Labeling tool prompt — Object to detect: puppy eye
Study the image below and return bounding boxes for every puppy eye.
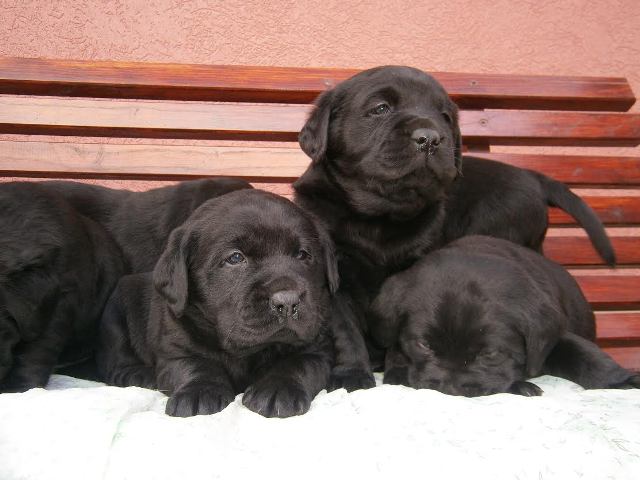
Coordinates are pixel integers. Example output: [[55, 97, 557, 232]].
[[442, 111, 453, 124], [225, 252, 246, 265], [295, 249, 311, 261], [370, 103, 391, 116]]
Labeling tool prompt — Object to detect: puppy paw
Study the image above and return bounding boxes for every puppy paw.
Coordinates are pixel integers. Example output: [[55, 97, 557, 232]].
[[112, 366, 157, 389], [383, 367, 409, 386], [508, 380, 543, 397], [0, 382, 37, 394], [0, 371, 47, 393], [165, 384, 235, 417], [328, 368, 376, 392], [243, 380, 311, 418]]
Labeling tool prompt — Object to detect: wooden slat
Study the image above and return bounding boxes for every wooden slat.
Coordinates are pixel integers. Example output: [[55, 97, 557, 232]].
[[550, 194, 640, 225], [461, 110, 640, 147], [0, 140, 305, 181], [572, 270, 640, 309], [596, 311, 640, 344], [473, 152, 640, 186], [2, 140, 639, 187], [0, 96, 307, 142], [544, 228, 640, 266], [0, 57, 634, 111], [1, 142, 638, 230], [1, 97, 639, 145], [601, 346, 640, 371]]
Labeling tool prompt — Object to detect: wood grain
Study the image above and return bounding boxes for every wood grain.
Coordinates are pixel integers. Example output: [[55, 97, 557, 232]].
[[2, 140, 639, 186], [549, 195, 640, 225], [573, 271, 640, 309], [472, 152, 640, 186], [601, 346, 640, 370], [1, 97, 639, 145], [543, 228, 640, 266], [461, 110, 640, 147], [596, 311, 640, 344], [0, 140, 306, 181], [0, 57, 634, 111]]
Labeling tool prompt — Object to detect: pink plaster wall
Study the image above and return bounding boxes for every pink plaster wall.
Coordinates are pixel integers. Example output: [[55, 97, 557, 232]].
[[0, 0, 639, 190], [1, 0, 638, 87]]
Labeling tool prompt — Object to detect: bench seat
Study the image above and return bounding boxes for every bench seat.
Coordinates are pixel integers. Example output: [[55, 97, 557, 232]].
[[1, 57, 638, 369]]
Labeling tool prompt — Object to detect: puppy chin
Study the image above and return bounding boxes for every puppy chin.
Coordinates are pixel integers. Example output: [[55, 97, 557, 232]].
[[415, 377, 514, 397], [227, 313, 321, 352], [351, 155, 456, 219], [425, 158, 458, 187]]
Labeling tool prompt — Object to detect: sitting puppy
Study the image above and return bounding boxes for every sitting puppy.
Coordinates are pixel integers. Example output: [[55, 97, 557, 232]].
[[370, 235, 638, 396], [293, 65, 615, 389], [97, 190, 339, 417], [0, 182, 124, 392], [44, 178, 253, 272]]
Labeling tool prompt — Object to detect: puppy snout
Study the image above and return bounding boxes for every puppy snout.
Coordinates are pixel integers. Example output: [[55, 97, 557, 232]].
[[411, 128, 440, 153], [269, 290, 302, 323]]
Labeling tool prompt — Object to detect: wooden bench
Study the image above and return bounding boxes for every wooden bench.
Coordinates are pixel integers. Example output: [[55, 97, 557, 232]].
[[1, 57, 639, 370]]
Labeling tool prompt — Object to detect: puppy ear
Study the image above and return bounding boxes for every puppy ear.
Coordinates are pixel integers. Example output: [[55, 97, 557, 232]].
[[450, 102, 463, 176], [522, 304, 564, 378], [299, 89, 334, 163], [316, 224, 339, 294], [153, 226, 190, 318], [369, 274, 407, 348]]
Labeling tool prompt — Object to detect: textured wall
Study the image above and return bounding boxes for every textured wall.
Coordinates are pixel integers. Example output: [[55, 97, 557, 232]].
[[0, 0, 638, 189], [1, 0, 637, 82]]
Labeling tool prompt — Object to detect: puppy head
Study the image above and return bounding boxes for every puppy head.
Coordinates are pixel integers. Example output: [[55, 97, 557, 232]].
[[0, 183, 83, 338], [371, 255, 561, 396], [153, 189, 338, 353], [299, 66, 462, 220]]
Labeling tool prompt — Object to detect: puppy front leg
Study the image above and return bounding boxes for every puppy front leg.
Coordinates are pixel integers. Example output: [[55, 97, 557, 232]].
[[0, 300, 76, 393], [543, 332, 639, 389], [383, 348, 410, 386], [243, 347, 332, 418], [96, 291, 156, 389], [0, 311, 20, 382], [157, 358, 235, 417], [327, 291, 375, 391]]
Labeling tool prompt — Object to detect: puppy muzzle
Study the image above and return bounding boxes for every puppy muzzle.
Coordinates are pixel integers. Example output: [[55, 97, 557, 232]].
[[269, 289, 302, 324], [411, 128, 440, 155]]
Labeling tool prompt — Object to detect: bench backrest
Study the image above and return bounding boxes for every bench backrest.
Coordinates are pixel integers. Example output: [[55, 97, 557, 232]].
[[0, 57, 638, 369]]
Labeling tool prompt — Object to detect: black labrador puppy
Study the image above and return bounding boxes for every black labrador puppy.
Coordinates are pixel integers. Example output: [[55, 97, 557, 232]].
[[293, 65, 615, 390], [0, 182, 124, 392], [97, 189, 339, 418], [370, 235, 638, 396], [44, 178, 253, 272]]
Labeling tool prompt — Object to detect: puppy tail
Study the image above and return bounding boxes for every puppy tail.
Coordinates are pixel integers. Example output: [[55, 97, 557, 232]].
[[536, 172, 616, 266]]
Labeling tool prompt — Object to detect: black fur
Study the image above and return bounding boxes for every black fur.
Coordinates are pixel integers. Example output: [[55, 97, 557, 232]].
[[370, 236, 637, 396], [293, 65, 615, 389], [0, 182, 124, 392], [44, 178, 253, 272], [97, 190, 337, 418]]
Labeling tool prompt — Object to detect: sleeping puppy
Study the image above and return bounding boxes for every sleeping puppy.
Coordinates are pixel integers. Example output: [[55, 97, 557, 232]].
[[0, 182, 124, 392], [370, 235, 638, 396], [293, 65, 615, 390], [44, 178, 253, 272], [97, 189, 339, 417]]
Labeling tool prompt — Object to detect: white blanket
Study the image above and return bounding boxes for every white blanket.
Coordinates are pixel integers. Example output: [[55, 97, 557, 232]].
[[1, 375, 639, 480]]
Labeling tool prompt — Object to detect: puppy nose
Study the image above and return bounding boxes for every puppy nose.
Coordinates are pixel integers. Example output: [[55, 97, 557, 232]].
[[269, 290, 301, 322], [411, 128, 440, 151]]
